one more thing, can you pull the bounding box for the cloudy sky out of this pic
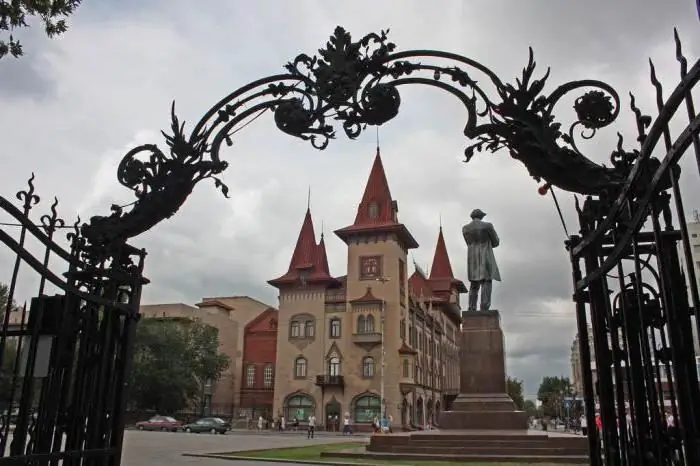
[1,0,699,398]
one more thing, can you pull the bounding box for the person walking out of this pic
[307,415,316,439]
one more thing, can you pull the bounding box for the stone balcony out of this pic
[352,332,382,345]
[315,374,345,388]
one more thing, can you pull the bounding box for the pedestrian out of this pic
[280,416,286,431]
[342,414,352,435]
[307,414,316,439]
[257,415,263,431]
[580,414,587,436]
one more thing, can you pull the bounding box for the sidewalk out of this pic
[226,428,370,437]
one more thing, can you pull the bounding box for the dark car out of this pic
[135,415,182,432]
[182,417,230,434]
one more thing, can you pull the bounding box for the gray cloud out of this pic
[0,0,697,398]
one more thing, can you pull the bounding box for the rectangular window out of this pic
[290,321,300,337]
[400,319,405,340]
[246,365,255,388]
[263,364,274,388]
[402,359,409,378]
[399,259,406,299]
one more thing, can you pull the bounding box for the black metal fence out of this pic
[2,23,699,466]
[569,32,700,465]
[0,176,146,465]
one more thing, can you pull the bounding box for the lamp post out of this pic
[376,276,390,421]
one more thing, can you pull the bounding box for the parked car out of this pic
[182,417,230,434]
[135,415,182,431]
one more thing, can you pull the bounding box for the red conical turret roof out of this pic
[310,234,333,281]
[335,148,418,248]
[269,209,336,287]
[427,226,467,293]
[429,227,455,280]
[354,147,395,226]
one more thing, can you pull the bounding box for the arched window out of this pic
[285,394,314,421]
[246,365,255,387]
[353,395,381,423]
[356,315,366,334]
[328,356,341,376]
[305,321,315,337]
[294,357,307,378]
[362,357,375,378]
[365,315,375,332]
[368,202,379,219]
[329,318,341,338]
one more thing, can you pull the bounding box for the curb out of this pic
[182,453,381,466]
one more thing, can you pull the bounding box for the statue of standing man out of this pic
[462,208,501,311]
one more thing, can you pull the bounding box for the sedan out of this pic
[182,417,230,434]
[135,415,182,432]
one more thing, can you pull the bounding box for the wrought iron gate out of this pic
[569,32,700,466]
[0,175,145,465]
[1,24,698,465]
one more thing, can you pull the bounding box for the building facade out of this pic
[139,296,275,415]
[268,149,463,429]
[240,307,278,418]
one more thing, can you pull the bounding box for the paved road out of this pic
[122,430,366,466]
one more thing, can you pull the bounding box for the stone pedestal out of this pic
[439,310,528,430]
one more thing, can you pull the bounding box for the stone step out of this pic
[371,439,586,449]
[322,451,590,464]
[370,445,589,456]
[411,433,544,441]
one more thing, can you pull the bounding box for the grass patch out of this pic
[221,442,583,466]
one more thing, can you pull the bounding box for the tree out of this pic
[523,399,538,418]
[127,317,230,414]
[537,375,573,418]
[0,0,82,59]
[506,376,525,410]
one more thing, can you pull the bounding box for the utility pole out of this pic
[376,276,390,421]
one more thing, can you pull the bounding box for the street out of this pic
[122,430,366,466]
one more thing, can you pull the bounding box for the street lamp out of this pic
[375,276,390,421]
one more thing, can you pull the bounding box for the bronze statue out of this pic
[462,209,501,311]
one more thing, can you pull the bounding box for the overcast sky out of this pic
[1,0,699,398]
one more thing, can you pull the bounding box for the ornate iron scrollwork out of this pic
[80,26,640,250]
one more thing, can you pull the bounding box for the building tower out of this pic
[268,148,463,430]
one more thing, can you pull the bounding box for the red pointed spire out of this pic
[426,226,468,294]
[312,234,332,280]
[287,208,316,270]
[429,227,455,280]
[335,148,418,248]
[353,147,395,226]
[269,208,336,287]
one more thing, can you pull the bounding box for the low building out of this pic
[139,296,276,416]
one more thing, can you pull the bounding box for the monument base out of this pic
[440,393,529,430]
[439,310,528,430]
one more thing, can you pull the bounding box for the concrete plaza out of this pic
[122,429,366,466]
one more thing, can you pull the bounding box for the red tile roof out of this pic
[268,209,337,288]
[335,148,418,248]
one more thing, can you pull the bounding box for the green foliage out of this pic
[537,375,573,418]
[0,339,17,406]
[0,0,82,58]
[506,376,525,410]
[523,399,538,417]
[0,282,10,315]
[128,317,230,414]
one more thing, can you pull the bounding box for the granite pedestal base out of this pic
[439,310,528,430]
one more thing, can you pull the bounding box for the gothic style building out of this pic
[268,149,463,429]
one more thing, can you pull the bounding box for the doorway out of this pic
[325,399,341,432]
